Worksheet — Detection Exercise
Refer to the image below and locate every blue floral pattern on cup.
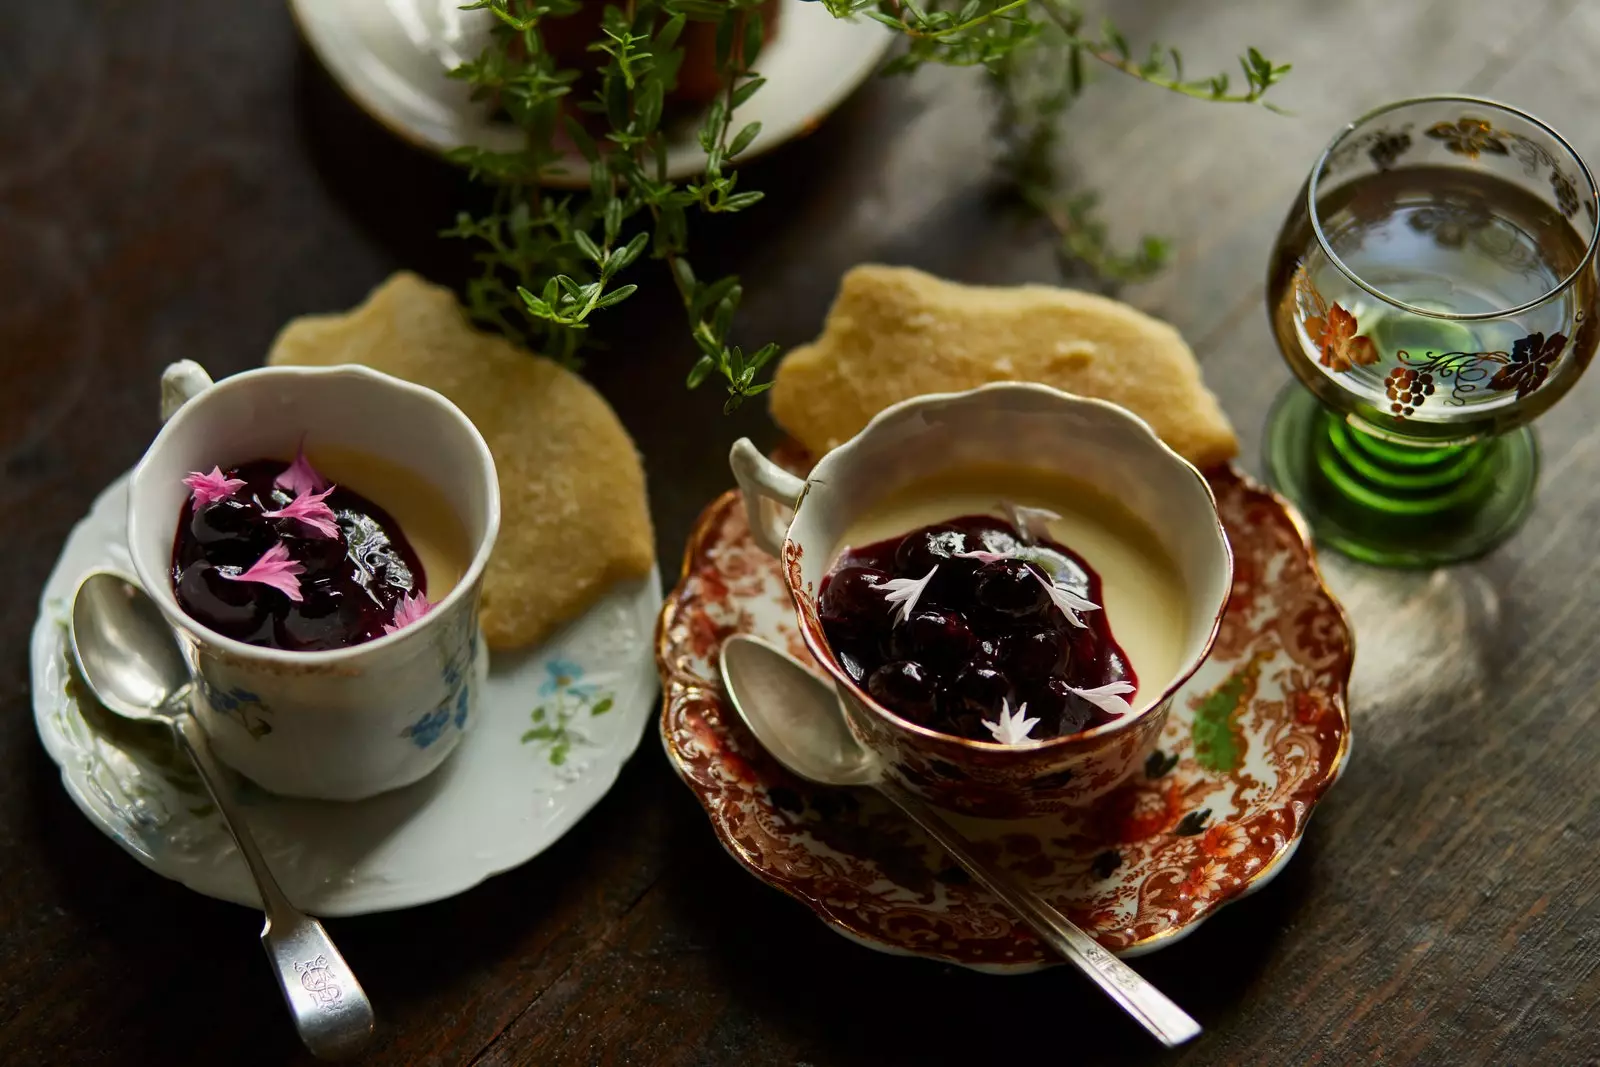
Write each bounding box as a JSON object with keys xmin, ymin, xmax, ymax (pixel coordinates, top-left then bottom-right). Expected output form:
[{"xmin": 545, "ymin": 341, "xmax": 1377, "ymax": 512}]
[
  {"xmin": 402, "ymin": 707, "xmax": 451, "ymax": 749},
  {"xmin": 402, "ymin": 645, "xmax": 475, "ymax": 748},
  {"xmin": 197, "ymin": 679, "xmax": 272, "ymax": 739}
]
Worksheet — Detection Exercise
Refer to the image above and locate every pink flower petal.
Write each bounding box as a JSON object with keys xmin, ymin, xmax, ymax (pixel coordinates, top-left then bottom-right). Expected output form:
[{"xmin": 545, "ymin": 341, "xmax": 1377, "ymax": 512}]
[
  {"xmin": 274, "ymin": 439, "xmax": 329, "ymax": 497},
  {"xmin": 954, "ymin": 549, "xmax": 1011, "ymax": 564},
  {"xmin": 383, "ymin": 592, "xmax": 432, "ymax": 635},
  {"xmin": 223, "ymin": 540, "xmax": 306, "ymax": 602},
  {"xmin": 262, "ymin": 485, "xmax": 340, "ymax": 539},
  {"xmin": 183, "ymin": 466, "xmax": 246, "ymax": 509}
]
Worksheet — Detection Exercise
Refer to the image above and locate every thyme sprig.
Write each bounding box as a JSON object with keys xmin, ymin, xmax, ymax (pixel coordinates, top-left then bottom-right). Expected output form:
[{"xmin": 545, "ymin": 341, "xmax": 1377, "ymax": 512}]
[{"xmin": 443, "ymin": 0, "xmax": 1289, "ymax": 406}]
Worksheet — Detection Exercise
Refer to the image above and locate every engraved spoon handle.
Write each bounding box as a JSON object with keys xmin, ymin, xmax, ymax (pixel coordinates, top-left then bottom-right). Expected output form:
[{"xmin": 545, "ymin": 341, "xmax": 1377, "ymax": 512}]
[
  {"xmin": 169, "ymin": 704, "xmax": 375, "ymax": 1060},
  {"xmin": 877, "ymin": 779, "xmax": 1201, "ymax": 1048}
]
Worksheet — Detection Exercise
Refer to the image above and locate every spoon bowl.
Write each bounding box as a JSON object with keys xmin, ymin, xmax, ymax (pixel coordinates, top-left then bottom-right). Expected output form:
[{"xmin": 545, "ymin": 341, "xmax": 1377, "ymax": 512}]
[
  {"xmin": 719, "ymin": 635, "xmax": 880, "ymax": 788},
  {"xmin": 71, "ymin": 570, "xmax": 192, "ymax": 723},
  {"xmin": 716, "ymin": 633, "xmax": 1201, "ymax": 1049}
]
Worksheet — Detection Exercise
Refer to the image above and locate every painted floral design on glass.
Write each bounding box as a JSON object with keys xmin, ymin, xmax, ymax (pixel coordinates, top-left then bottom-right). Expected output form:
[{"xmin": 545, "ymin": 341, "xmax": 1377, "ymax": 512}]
[
  {"xmin": 1489, "ymin": 330, "xmax": 1568, "ymax": 398},
  {"xmin": 1389, "ymin": 328, "xmax": 1570, "ymax": 416},
  {"xmin": 1294, "ymin": 268, "xmax": 1378, "ymax": 372},
  {"xmin": 1426, "ymin": 116, "xmax": 1508, "ymax": 160}
]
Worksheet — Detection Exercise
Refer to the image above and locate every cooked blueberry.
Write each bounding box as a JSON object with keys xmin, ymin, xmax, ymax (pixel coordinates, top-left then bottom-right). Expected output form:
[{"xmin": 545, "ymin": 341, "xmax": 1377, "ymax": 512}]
[
  {"xmin": 1029, "ymin": 676, "xmax": 1097, "ymax": 735},
  {"xmin": 867, "ymin": 660, "xmax": 938, "ymax": 723},
  {"xmin": 974, "ymin": 524, "xmax": 1023, "ymax": 557},
  {"xmin": 1064, "ymin": 628, "xmax": 1107, "ymax": 683},
  {"xmin": 890, "ymin": 608, "xmax": 976, "ymax": 670},
  {"xmin": 175, "ymin": 561, "xmax": 266, "ymax": 637},
  {"xmin": 829, "ymin": 636, "xmax": 878, "ymax": 684},
  {"xmin": 943, "ymin": 664, "xmax": 1012, "ymax": 720},
  {"xmin": 273, "ymin": 590, "xmax": 372, "ymax": 652},
  {"xmin": 819, "ymin": 565, "xmax": 891, "ymax": 628},
  {"xmin": 189, "ymin": 498, "xmax": 274, "ymax": 565},
  {"xmin": 292, "ymin": 534, "xmax": 350, "ymax": 580},
  {"xmin": 1002, "ymin": 628, "xmax": 1069, "ymax": 678},
  {"xmin": 893, "ymin": 525, "xmax": 970, "ymax": 579},
  {"xmin": 971, "ymin": 636, "xmax": 1003, "ymax": 668},
  {"xmin": 974, "ymin": 558, "xmax": 1049, "ymax": 616}
]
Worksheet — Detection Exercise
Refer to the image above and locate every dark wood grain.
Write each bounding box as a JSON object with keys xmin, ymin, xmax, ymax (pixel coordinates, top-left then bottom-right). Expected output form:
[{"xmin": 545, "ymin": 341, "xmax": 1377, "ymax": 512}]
[{"xmin": 4, "ymin": 1, "xmax": 1599, "ymax": 1064}]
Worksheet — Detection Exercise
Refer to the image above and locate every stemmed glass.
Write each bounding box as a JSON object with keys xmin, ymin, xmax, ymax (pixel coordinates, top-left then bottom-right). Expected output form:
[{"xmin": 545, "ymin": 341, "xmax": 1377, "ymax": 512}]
[{"xmin": 1263, "ymin": 95, "xmax": 1600, "ymax": 566}]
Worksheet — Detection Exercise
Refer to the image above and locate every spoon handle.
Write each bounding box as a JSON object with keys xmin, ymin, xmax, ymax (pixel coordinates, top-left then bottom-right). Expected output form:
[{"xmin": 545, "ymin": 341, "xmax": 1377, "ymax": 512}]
[
  {"xmin": 877, "ymin": 779, "xmax": 1201, "ymax": 1048},
  {"xmin": 169, "ymin": 707, "xmax": 376, "ymax": 1060}
]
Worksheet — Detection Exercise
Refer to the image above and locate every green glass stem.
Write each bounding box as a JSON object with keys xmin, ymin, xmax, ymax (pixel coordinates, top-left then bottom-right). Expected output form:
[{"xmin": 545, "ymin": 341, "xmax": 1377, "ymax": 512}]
[{"xmin": 1264, "ymin": 383, "xmax": 1539, "ymax": 566}]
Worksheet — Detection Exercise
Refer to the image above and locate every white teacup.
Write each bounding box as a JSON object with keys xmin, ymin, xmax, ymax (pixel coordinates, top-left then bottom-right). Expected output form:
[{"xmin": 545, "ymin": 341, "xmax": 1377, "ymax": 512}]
[
  {"xmin": 127, "ymin": 361, "xmax": 500, "ymax": 801},
  {"xmin": 730, "ymin": 382, "xmax": 1233, "ymax": 816}
]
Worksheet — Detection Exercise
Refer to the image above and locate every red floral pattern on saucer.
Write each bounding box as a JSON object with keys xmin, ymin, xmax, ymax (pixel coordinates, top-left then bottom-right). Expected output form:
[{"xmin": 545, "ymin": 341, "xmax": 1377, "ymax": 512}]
[{"xmin": 657, "ymin": 466, "xmax": 1351, "ymax": 968}]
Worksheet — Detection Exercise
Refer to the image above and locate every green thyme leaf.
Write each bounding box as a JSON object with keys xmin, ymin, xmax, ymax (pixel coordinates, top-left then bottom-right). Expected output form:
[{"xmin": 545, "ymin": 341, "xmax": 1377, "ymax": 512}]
[
  {"xmin": 731, "ymin": 75, "xmax": 766, "ymax": 108},
  {"xmin": 572, "ymin": 230, "xmax": 603, "ymax": 263},
  {"xmin": 592, "ymin": 284, "xmax": 638, "ymax": 309},
  {"xmin": 686, "ymin": 355, "xmax": 716, "ymax": 388},
  {"xmin": 728, "ymin": 121, "xmax": 762, "ymax": 157},
  {"xmin": 656, "ymin": 12, "xmax": 685, "ymax": 52},
  {"xmin": 743, "ymin": 12, "xmax": 764, "ymax": 68}
]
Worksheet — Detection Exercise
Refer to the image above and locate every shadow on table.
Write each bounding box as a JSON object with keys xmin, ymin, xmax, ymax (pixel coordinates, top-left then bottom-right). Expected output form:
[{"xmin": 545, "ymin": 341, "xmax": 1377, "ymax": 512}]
[
  {"xmin": 655, "ymin": 802, "xmax": 1322, "ymax": 1066},
  {"xmin": 20, "ymin": 729, "xmax": 567, "ymax": 1065},
  {"xmin": 20, "ymin": 739, "xmax": 298, "ymax": 1062}
]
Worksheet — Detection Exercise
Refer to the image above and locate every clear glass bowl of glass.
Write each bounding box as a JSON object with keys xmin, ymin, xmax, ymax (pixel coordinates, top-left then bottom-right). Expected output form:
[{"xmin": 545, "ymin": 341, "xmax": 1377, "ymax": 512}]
[{"xmin": 1263, "ymin": 94, "xmax": 1599, "ymax": 566}]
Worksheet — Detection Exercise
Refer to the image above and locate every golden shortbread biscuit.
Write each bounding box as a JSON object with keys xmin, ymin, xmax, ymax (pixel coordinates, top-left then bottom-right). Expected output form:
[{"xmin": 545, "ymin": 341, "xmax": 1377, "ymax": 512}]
[
  {"xmin": 268, "ymin": 272, "xmax": 655, "ymax": 650},
  {"xmin": 770, "ymin": 265, "xmax": 1238, "ymax": 469}
]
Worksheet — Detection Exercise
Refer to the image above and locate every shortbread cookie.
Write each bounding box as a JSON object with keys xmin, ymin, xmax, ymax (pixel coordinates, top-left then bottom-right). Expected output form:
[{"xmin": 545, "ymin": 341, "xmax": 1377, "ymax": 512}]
[{"xmin": 770, "ymin": 265, "xmax": 1238, "ymax": 469}]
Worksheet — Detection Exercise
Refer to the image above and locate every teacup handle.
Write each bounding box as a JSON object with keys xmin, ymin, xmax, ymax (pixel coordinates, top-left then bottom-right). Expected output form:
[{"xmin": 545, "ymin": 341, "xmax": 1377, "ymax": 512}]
[
  {"xmin": 160, "ymin": 360, "xmax": 215, "ymax": 423},
  {"xmin": 729, "ymin": 439, "xmax": 806, "ymax": 558}
]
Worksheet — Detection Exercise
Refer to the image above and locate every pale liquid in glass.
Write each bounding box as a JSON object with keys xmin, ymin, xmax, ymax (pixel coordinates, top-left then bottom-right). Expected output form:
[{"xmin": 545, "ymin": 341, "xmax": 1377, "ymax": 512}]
[{"xmin": 1270, "ymin": 165, "xmax": 1594, "ymax": 433}]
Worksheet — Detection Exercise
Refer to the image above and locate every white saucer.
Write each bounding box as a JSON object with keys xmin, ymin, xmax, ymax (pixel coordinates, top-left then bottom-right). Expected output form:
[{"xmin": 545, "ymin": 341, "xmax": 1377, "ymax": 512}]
[
  {"xmin": 288, "ymin": 0, "xmax": 893, "ymax": 184},
  {"xmin": 30, "ymin": 472, "xmax": 662, "ymax": 916}
]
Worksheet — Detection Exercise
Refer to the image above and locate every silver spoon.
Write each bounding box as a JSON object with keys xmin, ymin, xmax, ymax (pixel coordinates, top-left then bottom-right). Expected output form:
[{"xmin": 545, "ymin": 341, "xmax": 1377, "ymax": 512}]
[
  {"xmin": 719, "ymin": 634, "xmax": 1201, "ymax": 1048},
  {"xmin": 70, "ymin": 570, "xmax": 376, "ymax": 1061}
]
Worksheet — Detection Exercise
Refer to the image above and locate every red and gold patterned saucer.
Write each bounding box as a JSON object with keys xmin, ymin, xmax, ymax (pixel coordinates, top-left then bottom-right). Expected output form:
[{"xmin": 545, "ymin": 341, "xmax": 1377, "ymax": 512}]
[{"xmin": 657, "ymin": 465, "xmax": 1352, "ymax": 969}]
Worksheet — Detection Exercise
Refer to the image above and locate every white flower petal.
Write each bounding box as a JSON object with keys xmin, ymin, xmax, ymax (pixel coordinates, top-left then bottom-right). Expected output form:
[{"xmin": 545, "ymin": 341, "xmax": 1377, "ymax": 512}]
[
  {"xmin": 1035, "ymin": 571, "xmax": 1100, "ymax": 628},
  {"xmin": 1001, "ymin": 501, "xmax": 1062, "ymax": 545},
  {"xmin": 1067, "ymin": 680, "xmax": 1136, "ymax": 719},
  {"xmin": 954, "ymin": 549, "xmax": 1010, "ymax": 563},
  {"xmin": 983, "ymin": 698, "xmax": 1040, "ymax": 745},
  {"xmin": 879, "ymin": 565, "xmax": 939, "ymax": 625}
]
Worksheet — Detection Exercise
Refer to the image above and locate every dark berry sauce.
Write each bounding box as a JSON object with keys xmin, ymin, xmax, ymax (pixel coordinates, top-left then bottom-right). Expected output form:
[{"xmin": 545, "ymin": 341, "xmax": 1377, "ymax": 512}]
[
  {"xmin": 171, "ymin": 459, "xmax": 425, "ymax": 652},
  {"xmin": 818, "ymin": 514, "xmax": 1137, "ymax": 742}
]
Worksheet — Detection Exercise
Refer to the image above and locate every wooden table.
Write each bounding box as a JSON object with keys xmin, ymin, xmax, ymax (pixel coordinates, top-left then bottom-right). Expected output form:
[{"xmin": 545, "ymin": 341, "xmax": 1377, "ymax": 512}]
[{"xmin": 5, "ymin": 1, "xmax": 1598, "ymax": 1063}]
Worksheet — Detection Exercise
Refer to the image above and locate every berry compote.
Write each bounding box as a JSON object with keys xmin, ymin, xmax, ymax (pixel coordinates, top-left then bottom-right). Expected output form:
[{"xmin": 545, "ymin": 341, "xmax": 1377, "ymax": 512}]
[
  {"xmin": 171, "ymin": 459, "xmax": 425, "ymax": 651},
  {"xmin": 818, "ymin": 515, "xmax": 1137, "ymax": 742}
]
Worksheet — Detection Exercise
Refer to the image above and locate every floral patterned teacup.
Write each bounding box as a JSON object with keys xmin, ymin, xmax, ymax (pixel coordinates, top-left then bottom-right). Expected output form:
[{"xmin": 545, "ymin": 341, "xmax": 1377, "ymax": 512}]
[
  {"xmin": 126, "ymin": 361, "xmax": 500, "ymax": 801},
  {"xmin": 730, "ymin": 383, "xmax": 1232, "ymax": 817}
]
